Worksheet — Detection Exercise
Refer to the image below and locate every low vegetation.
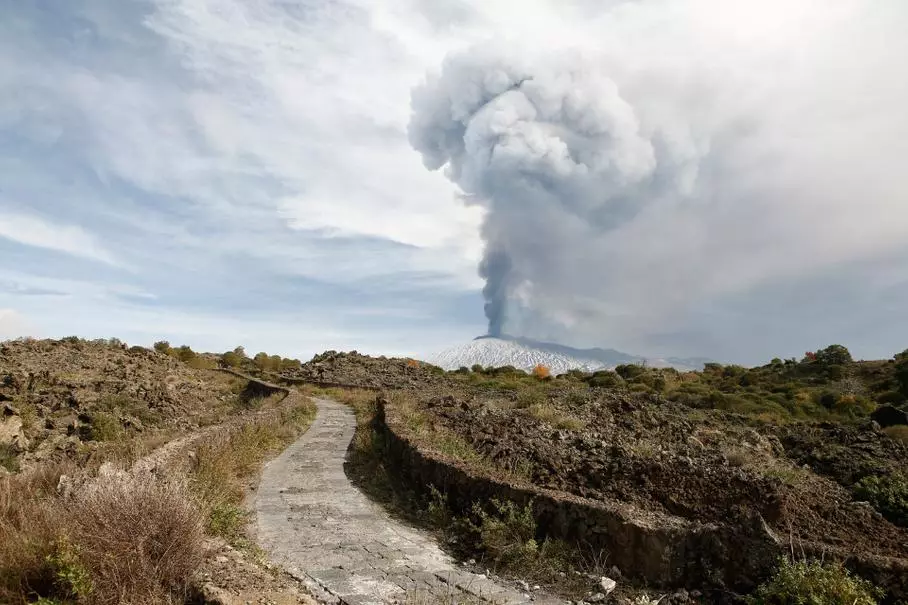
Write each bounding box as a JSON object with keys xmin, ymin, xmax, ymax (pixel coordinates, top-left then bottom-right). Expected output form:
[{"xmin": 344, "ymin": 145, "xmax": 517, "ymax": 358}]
[
  {"xmin": 0, "ymin": 336, "xmax": 318, "ymax": 604},
  {"xmin": 0, "ymin": 465, "xmax": 203, "ymax": 605},
  {"xmin": 853, "ymin": 473, "xmax": 908, "ymax": 528},
  {"xmin": 308, "ymin": 344, "xmax": 905, "ymax": 603},
  {"xmin": 0, "ymin": 397, "xmax": 315, "ymax": 605},
  {"xmin": 747, "ymin": 558, "xmax": 882, "ymax": 605},
  {"xmin": 454, "ymin": 344, "xmax": 908, "ymax": 425},
  {"xmin": 189, "ymin": 403, "xmax": 316, "ymax": 547}
]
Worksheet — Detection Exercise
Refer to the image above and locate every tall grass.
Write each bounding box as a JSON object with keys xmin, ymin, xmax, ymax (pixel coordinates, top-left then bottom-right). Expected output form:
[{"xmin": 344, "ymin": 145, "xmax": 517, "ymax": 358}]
[
  {"xmin": 0, "ymin": 467, "xmax": 203, "ymax": 605},
  {"xmin": 190, "ymin": 402, "xmax": 316, "ymax": 545},
  {"xmin": 0, "ymin": 395, "xmax": 316, "ymax": 604}
]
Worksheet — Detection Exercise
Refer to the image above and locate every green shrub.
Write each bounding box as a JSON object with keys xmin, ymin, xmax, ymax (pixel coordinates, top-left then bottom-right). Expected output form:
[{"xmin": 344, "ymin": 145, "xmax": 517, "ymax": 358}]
[
  {"xmin": 46, "ymin": 537, "xmax": 93, "ymax": 601},
  {"xmin": 815, "ymin": 345, "xmax": 854, "ymax": 366},
  {"xmin": 186, "ymin": 356, "xmax": 216, "ymax": 370},
  {"xmin": 615, "ymin": 364, "xmax": 645, "ymax": 380},
  {"xmin": 0, "ymin": 443, "xmax": 19, "ymax": 472},
  {"xmin": 747, "ymin": 558, "xmax": 881, "ymax": 605},
  {"xmin": 425, "ymin": 485, "xmax": 452, "ymax": 529},
  {"xmin": 586, "ymin": 370, "xmax": 623, "ymax": 388},
  {"xmin": 884, "ymin": 425, "xmax": 908, "ymax": 444},
  {"xmin": 174, "ymin": 345, "xmax": 196, "ymax": 363},
  {"xmin": 853, "ymin": 474, "xmax": 908, "ymax": 527},
  {"xmin": 87, "ymin": 412, "xmax": 122, "ymax": 442},
  {"xmin": 469, "ymin": 499, "xmax": 538, "ymax": 568},
  {"xmin": 876, "ymin": 390, "xmax": 906, "ymax": 405},
  {"xmin": 207, "ymin": 502, "xmax": 248, "ymax": 541}
]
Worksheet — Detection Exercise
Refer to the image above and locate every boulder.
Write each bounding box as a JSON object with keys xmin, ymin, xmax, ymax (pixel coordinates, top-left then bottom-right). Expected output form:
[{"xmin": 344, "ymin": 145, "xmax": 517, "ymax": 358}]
[
  {"xmin": 0, "ymin": 415, "xmax": 28, "ymax": 452},
  {"xmin": 871, "ymin": 405, "xmax": 908, "ymax": 428}
]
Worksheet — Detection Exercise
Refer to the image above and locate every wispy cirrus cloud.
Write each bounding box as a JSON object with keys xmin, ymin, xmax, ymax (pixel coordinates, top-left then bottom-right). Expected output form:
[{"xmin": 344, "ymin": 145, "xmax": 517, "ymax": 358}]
[{"xmin": 0, "ymin": 212, "xmax": 119, "ymax": 266}]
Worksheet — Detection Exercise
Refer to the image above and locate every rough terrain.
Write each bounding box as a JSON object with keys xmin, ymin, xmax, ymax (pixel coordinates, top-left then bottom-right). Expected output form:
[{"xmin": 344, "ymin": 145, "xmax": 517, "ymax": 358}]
[
  {"xmin": 276, "ymin": 351, "xmax": 908, "ymax": 603},
  {"xmin": 0, "ymin": 337, "xmax": 243, "ymax": 472},
  {"xmin": 0, "ymin": 338, "xmax": 322, "ymax": 605},
  {"xmin": 256, "ymin": 398, "xmax": 558, "ymax": 605}
]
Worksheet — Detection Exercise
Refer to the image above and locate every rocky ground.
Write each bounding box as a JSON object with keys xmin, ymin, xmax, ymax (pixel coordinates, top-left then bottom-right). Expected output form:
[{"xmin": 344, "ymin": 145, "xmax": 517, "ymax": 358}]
[
  {"xmin": 282, "ymin": 352, "xmax": 908, "ymax": 603},
  {"xmin": 280, "ymin": 350, "xmax": 444, "ymax": 389},
  {"xmin": 0, "ymin": 337, "xmax": 244, "ymax": 473},
  {"xmin": 415, "ymin": 389, "xmax": 907, "ymax": 561},
  {"xmin": 0, "ymin": 337, "xmax": 320, "ymax": 605}
]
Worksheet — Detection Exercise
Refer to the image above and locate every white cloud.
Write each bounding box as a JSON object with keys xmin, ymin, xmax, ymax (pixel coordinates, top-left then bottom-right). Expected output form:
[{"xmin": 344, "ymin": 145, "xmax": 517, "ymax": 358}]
[
  {"xmin": 0, "ymin": 309, "xmax": 35, "ymax": 341},
  {"xmin": 0, "ymin": 212, "xmax": 119, "ymax": 266},
  {"xmin": 1, "ymin": 0, "xmax": 907, "ymax": 361},
  {"xmin": 404, "ymin": 0, "xmax": 908, "ymax": 356}
]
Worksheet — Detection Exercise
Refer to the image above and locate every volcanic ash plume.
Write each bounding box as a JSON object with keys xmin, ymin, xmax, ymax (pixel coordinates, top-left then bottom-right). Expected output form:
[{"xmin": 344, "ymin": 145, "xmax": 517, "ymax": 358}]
[{"xmin": 408, "ymin": 46, "xmax": 703, "ymax": 336}]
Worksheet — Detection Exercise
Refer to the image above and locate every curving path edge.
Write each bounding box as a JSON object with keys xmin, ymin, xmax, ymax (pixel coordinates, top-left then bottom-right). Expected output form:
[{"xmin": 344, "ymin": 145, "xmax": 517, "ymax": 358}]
[{"xmin": 255, "ymin": 398, "xmax": 559, "ymax": 605}]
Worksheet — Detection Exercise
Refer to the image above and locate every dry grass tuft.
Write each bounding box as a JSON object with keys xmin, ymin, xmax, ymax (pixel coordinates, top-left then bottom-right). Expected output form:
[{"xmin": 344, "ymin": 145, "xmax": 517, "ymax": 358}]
[
  {"xmin": 0, "ymin": 465, "xmax": 203, "ymax": 605},
  {"xmin": 526, "ymin": 402, "xmax": 585, "ymax": 431},
  {"xmin": 0, "ymin": 462, "xmax": 80, "ymax": 603},
  {"xmin": 71, "ymin": 474, "xmax": 204, "ymax": 605},
  {"xmin": 883, "ymin": 425, "xmax": 908, "ymax": 445},
  {"xmin": 190, "ymin": 402, "xmax": 316, "ymax": 544}
]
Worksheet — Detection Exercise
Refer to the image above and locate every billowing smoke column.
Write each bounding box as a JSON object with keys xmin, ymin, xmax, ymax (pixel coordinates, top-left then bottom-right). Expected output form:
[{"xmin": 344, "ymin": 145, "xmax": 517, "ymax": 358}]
[
  {"xmin": 408, "ymin": 46, "xmax": 700, "ymax": 336},
  {"xmin": 479, "ymin": 248, "xmax": 512, "ymax": 336}
]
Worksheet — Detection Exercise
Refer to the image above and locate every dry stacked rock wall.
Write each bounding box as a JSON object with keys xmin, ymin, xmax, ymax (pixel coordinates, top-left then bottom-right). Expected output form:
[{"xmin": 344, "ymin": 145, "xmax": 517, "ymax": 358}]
[{"xmin": 375, "ymin": 397, "xmax": 908, "ymax": 600}]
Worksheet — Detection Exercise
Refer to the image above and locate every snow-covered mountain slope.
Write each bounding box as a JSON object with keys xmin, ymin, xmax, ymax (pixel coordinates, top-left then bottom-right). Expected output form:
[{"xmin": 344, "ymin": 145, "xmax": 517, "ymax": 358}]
[{"xmin": 427, "ymin": 335, "xmax": 709, "ymax": 374}]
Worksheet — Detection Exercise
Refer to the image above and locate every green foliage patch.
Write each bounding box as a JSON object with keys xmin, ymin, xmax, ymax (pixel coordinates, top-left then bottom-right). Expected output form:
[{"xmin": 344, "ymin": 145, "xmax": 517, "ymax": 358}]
[
  {"xmin": 854, "ymin": 474, "xmax": 908, "ymax": 527},
  {"xmin": 747, "ymin": 558, "xmax": 881, "ymax": 605}
]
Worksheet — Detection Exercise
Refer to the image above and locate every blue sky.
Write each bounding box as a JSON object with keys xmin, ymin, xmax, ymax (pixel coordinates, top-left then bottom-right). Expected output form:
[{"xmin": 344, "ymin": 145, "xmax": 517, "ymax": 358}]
[{"xmin": 1, "ymin": 0, "xmax": 907, "ymax": 364}]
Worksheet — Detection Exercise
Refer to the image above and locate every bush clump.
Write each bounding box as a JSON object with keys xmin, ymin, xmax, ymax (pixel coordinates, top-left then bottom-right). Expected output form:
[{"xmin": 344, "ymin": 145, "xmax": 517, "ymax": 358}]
[
  {"xmin": 853, "ymin": 474, "xmax": 908, "ymax": 527},
  {"xmin": 0, "ymin": 469, "xmax": 204, "ymax": 605},
  {"xmin": 462, "ymin": 499, "xmax": 539, "ymax": 568},
  {"xmin": 747, "ymin": 558, "xmax": 882, "ymax": 605}
]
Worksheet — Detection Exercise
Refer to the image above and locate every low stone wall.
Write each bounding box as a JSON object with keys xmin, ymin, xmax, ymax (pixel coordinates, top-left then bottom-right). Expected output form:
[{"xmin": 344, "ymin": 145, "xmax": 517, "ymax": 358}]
[
  {"xmin": 215, "ymin": 369, "xmax": 290, "ymax": 401},
  {"xmin": 274, "ymin": 376, "xmax": 383, "ymax": 392},
  {"xmin": 375, "ymin": 400, "xmax": 780, "ymax": 593},
  {"xmin": 375, "ymin": 399, "xmax": 908, "ymax": 601}
]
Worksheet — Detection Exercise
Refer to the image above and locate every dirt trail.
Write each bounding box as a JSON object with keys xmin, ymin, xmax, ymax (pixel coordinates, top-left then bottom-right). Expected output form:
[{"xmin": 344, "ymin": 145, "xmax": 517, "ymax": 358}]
[{"xmin": 255, "ymin": 398, "xmax": 560, "ymax": 605}]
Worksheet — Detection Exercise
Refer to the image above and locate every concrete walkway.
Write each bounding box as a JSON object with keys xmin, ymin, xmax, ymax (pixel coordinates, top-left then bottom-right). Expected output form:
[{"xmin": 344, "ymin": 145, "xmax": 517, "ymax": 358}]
[{"xmin": 255, "ymin": 398, "xmax": 559, "ymax": 605}]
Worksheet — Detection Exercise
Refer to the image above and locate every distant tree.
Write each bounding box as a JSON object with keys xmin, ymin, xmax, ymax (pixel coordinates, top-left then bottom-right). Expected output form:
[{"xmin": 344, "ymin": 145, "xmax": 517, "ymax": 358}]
[
  {"xmin": 174, "ymin": 345, "xmax": 195, "ymax": 362},
  {"xmin": 153, "ymin": 341, "xmax": 171, "ymax": 354},
  {"xmin": 233, "ymin": 346, "xmax": 247, "ymax": 359},
  {"xmin": 895, "ymin": 349, "xmax": 908, "ymax": 397},
  {"xmin": 470, "ymin": 364, "xmax": 484, "ymax": 374},
  {"xmin": 221, "ymin": 350, "xmax": 243, "ymax": 368},
  {"xmin": 280, "ymin": 357, "xmax": 302, "ymax": 372},
  {"xmin": 615, "ymin": 364, "xmax": 645, "ymax": 380},
  {"xmin": 253, "ymin": 352, "xmax": 270, "ymax": 370},
  {"xmin": 815, "ymin": 345, "xmax": 853, "ymax": 366}
]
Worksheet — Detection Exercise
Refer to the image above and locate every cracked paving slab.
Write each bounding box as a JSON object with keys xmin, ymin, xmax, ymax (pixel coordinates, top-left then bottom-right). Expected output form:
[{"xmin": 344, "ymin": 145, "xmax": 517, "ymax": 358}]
[{"xmin": 255, "ymin": 398, "xmax": 562, "ymax": 605}]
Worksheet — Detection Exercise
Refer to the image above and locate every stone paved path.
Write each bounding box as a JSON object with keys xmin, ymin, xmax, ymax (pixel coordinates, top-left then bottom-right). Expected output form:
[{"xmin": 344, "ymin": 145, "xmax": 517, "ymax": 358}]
[{"xmin": 256, "ymin": 398, "xmax": 561, "ymax": 605}]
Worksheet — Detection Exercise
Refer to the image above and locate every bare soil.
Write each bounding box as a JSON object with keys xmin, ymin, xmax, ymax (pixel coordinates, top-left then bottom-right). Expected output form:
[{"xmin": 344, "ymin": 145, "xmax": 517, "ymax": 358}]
[
  {"xmin": 283, "ymin": 352, "xmax": 908, "ymax": 601},
  {"xmin": 416, "ymin": 388, "xmax": 908, "ymax": 561}
]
